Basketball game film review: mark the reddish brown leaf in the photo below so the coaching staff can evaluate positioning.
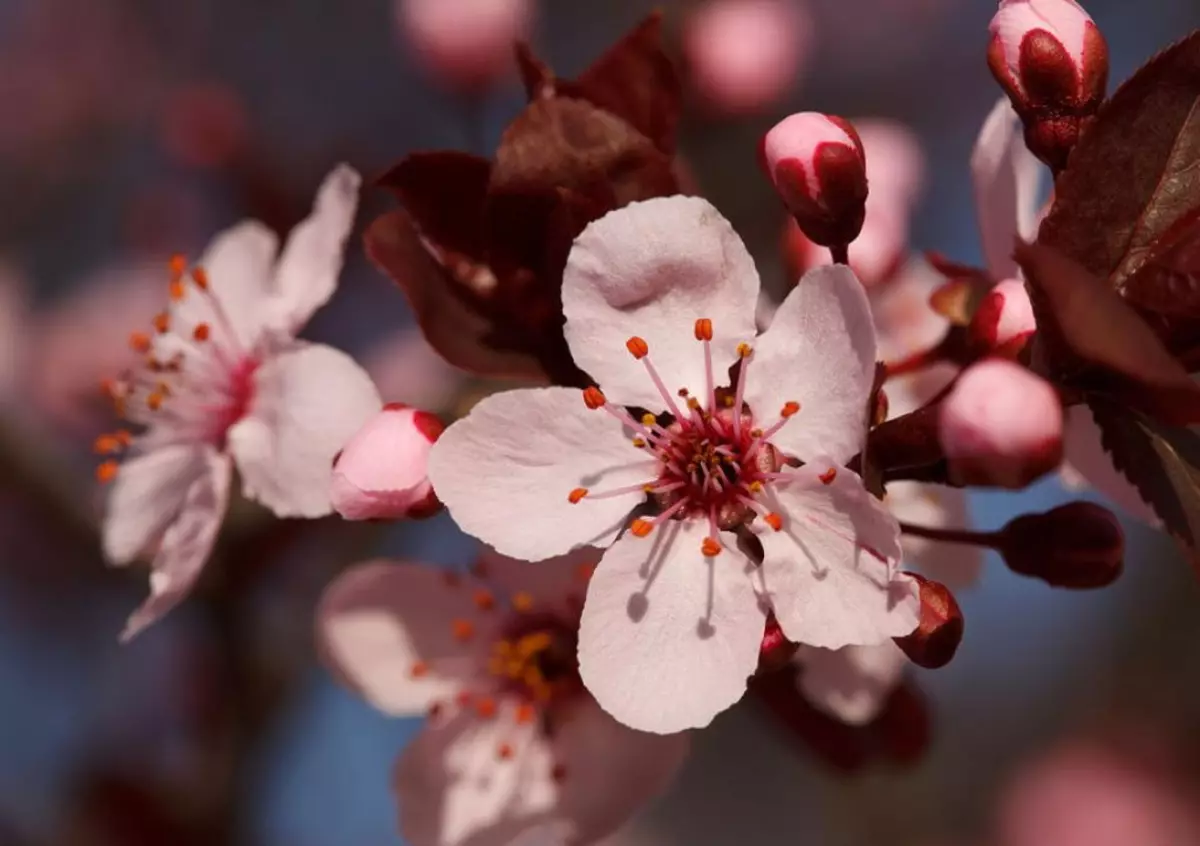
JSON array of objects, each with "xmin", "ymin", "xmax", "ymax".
[
  {"xmin": 1038, "ymin": 31, "xmax": 1200, "ymax": 287},
  {"xmin": 513, "ymin": 41, "xmax": 554, "ymax": 100},
  {"xmin": 377, "ymin": 151, "xmax": 492, "ymax": 260},
  {"xmin": 1121, "ymin": 208, "xmax": 1200, "ymax": 318},
  {"xmin": 1015, "ymin": 241, "xmax": 1200, "ymax": 424}
]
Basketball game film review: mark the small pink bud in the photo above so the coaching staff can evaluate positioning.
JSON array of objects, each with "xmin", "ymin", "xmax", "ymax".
[
  {"xmin": 684, "ymin": 0, "xmax": 813, "ymax": 115},
  {"xmin": 970, "ymin": 278, "xmax": 1037, "ymax": 356},
  {"xmin": 330, "ymin": 403, "xmax": 444, "ymax": 521},
  {"xmin": 987, "ymin": 0, "xmax": 1109, "ymax": 170},
  {"xmin": 939, "ymin": 358, "xmax": 1063, "ymax": 488},
  {"xmin": 893, "ymin": 574, "xmax": 963, "ymax": 670},
  {"xmin": 396, "ymin": 0, "xmax": 534, "ymax": 91},
  {"xmin": 1000, "ymin": 501, "xmax": 1124, "ymax": 588},
  {"xmin": 761, "ymin": 112, "xmax": 868, "ymax": 249}
]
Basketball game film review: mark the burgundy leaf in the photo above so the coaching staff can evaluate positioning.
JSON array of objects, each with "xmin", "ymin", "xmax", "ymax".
[
  {"xmin": 513, "ymin": 41, "xmax": 554, "ymax": 100},
  {"xmin": 377, "ymin": 151, "xmax": 492, "ymax": 260},
  {"xmin": 1121, "ymin": 208, "xmax": 1200, "ymax": 318}
]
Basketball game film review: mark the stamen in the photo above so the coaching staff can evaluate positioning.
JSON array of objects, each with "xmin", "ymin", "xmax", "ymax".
[
  {"xmin": 696, "ymin": 318, "xmax": 718, "ymax": 415},
  {"xmin": 191, "ymin": 267, "xmax": 209, "ymax": 290},
  {"xmin": 733, "ymin": 343, "xmax": 753, "ymax": 440},
  {"xmin": 630, "ymin": 519, "xmax": 654, "ymax": 538},
  {"xmin": 512, "ymin": 592, "xmax": 534, "ymax": 612},
  {"xmin": 583, "ymin": 386, "xmax": 607, "ymax": 410},
  {"xmin": 694, "ymin": 319, "xmax": 713, "ymax": 342},
  {"xmin": 515, "ymin": 703, "xmax": 536, "ymax": 724},
  {"xmin": 472, "ymin": 589, "xmax": 495, "ymax": 611},
  {"xmin": 625, "ymin": 336, "xmax": 649, "ymax": 359},
  {"xmin": 819, "ymin": 467, "xmax": 838, "ymax": 485},
  {"xmin": 474, "ymin": 697, "xmax": 497, "ymax": 719},
  {"xmin": 497, "ymin": 743, "xmax": 514, "ymax": 760},
  {"xmin": 96, "ymin": 461, "xmax": 119, "ymax": 483},
  {"xmin": 639, "ymin": 355, "xmax": 686, "ymax": 422},
  {"xmin": 410, "ymin": 661, "xmax": 429, "ymax": 678},
  {"xmin": 451, "ymin": 619, "xmax": 475, "ymax": 641},
  {"xmin": 701, "ymin": 536, "xmax": 722, "ymax": 557},
  {"xmin": 129, "ymin": 332, "xmax": 152, "ymax": 354},
  {"xmin": 92, "ymin": 433, "xmax": 125, "ymax": 455},
  {"xmin": 764, "ymin": 513, "xmax": 784, "ymax": 531},
  {"xmin": 192, "ymin": 323, "xmax": 211, "ymax": 342},
  {"xmin": 152, "ymin": 312, "xmax": 170, "ymax": 334},
  {"xmin": 568, "ymin": 487, "xmax": 588, "ymax": 504},
  {"xmin": 781, "ymin": 401, "xmax": 800, "ymax": 418}
]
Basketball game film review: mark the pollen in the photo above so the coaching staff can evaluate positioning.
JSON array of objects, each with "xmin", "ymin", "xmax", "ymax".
[
  {"xmin": 701, "ymin": 536, "xmax": 722, "ymax": 557},
  {"xmin": 764, "ymin": 512, "xmax": 783, "ymax": 531},
  {"xmin": 781, "ymin": 401, "xmax": 801, "ymax": 418},
  {"xmin": 819, "ymin": 467, "xmax": 838, "ymax": 485},
  {"xmin": 451, "ymin": 618, "xmax": 475, "ymax": 642},
  {"xmin": 641, "ymin": 412, "xmax": 657, "ymax": 426},
  {"xmin": 96, "ymin": 460, "xmax": 119, "ymax": 484},
  {"xmin": 472, "ymin": 589, "xmax": 495, "ymax": 611},
  {"xmin": 191, "ymin": 267, "xmax": 210, "ymax": 290},
  {"xmin": 626, "ymin": 336, "xmax": 649, "ymax": 359},
  {"xmin": 515, "ymin": 702, "xmax": 536, "ymax": 724},
  {"xmin": 146, "ymin": 391, "xmax": 165, "ymax": 411},
  {"xmin": 737, "ymin": 342, "xmax": 753, "ymax": 358},
  {"xmin": 152, "ymin": 312, "xmax": 170, "ymax": 334},
  {"xmin": 497, "ymin": 743, "xmax": 514, "ymax": 760},
  {"xmin": 129, "ymin": 332, "xmax": 152, "ymax": 354},
  {"xmin": 474, "ymin": 696, "xmax": 497, "ymax": 719},
  {"xmin": 632, "ymin": 437, "xmax": 646, "ymax": 448},
  {"xmin": 567, "ymin": 487, "xmax": 588, "ymax": 504},
  {"xmin": 192, "ymin": 323, "xmax": 211, "ymax": 342},
  {"xmin": 694, "ymin": 318, "xmax": 713, "ymax": 341},
  {"xmin": 169, "ymin": 277, "xmax": 186, "ymax": 301},
  {"xmin": 410, "ymin": 661, "xmax": 429, "ymax": 678},
  {"xmin": 169, "ymin": 253, "xmax": 187, "ymax": 278},
  {"xmin": 630, "ymin": 518, "xmax": 654, "ymax": 538},
  {"xmin": 582, "ymin": 386, "xmax": 607, "ymax": 410},
  {"xmin": 511, "ymin": 592, "xmax": 534, "ymax": 612},
  {"xmin": 92, "ymin": 433, "xmax": 125, "ymax": 455}
]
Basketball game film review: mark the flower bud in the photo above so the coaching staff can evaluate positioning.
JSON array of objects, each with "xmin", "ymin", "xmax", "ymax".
[
  {"xmin": 396, "ymin": 0, "xmax": 534, "ymax": 91},
  {"xmin": 761, "ymin": 112, "xmax": 867, "ymax": 249},
  {"xmin": 999, "ymin": 501, "xmax": 1124, "ymax": 588},
  {"xmin": 759, "ymin": 613, "xmax": 799, "ymax": 672},
  {"xmin": 969, "ymin": 278, "xmax": 1036, "ymax": 357},
  {"xmin": 330, "ymin": 403, "xmax": 444, "ymax": 521},
  {"xmin": 893, "ymin": 573, "xmax": 963, "ymax": 670},
  {"xmin": 987, "ymin": 0, "xmax": 1109, "ymax": 170},
  {"xmin": 939, "ymin": 358, "xmax": 1063, "ymax": 488}
]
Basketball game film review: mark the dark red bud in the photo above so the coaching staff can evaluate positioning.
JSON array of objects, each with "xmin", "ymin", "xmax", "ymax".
[
  {"xmin": 758, "ymin": 613, "xmax": 798, "ymax": 672},
  {"xmin": 894, "ymin": 573, "xmax": 963, "ymax": 669},
  {"xmin": 999, "ymin": 501, "xmax": 1124, "ymax": 588}
]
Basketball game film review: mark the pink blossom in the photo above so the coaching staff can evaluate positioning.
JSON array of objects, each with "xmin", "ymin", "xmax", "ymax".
[
  {"xmin": 397, "ymin": 0, "xmax": 535, "ymax": 91},
  {"xmin": 683, "ymin": 0, "xmax": 812, "ymax": 115},
  {"xmin": 989, "ymin": 0, "xmax": 1101, "ymax": 101},
  {"xmin": 429, "ymin": 196, "xmax": 919, "ymax": 733},
  {"xmin": 100, "ymin": 166, "xmax": 382, "ymax": 640},
  {"xmin": 871, "ymin": 258, "xmax": 957, "ymax": 410},
  {"xmin": 316, "ymin": 550, "xmax": 689, "ymax": 846},
  {"xmin": 939, "ymin": 358, "xmax": 1063, "ymax": 489},
  {"xmin": 795, "ymin": 641, "xmax": 908, "ymax": 726},
  {"xmin": 331, "ymin": 404, "xmax": 443, "ymax": 521},
  {"xmin": 970, "ymin": 277, "xmax": 1036, "ymax": 356},
  {"xmin": 362, "ymin": 327, "xmax": 467, "ymax": 413}
]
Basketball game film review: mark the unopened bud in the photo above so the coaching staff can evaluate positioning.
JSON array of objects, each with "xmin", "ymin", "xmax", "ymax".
[
  {"xmin": 987, "ymin": 0, "xmax": 1109, "ymax": 170},
  {"xmin": 761, "ymin": 112, "xmax": 867, "ymax": 249},
  {"xmin": 330, "ymin": 403, "xmax": 444, "ymax": 520},
  {"xmin": 969, "ymin": 278, "xmax": 1036, "ymax": 357},
  {"xmin": 939, "ymin": 359, "xmax": 1063, "ymax": 488},
  {"xmin": 893, "ymin": 573, "xmax": 963, "ymax": 670},
  {"xmin": 759, "ymin": 613, "xmax": 798, "ymax": 672},
  {"xmin": 1000, "ymin": 501, "xmax": 1124, "ymax": 588}
]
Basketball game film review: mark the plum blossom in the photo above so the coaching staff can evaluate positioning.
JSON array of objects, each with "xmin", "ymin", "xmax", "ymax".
[
  {"xmin": 794, "ymin": 641, "xmax": 908, "ymax": 726},
  {"xmin": 100, "ymin": 165, "xmax": 382, "ymax": 640},
  {"xmin": 317, "ymin": 550, "xmax": 688, "ymax": 846},
  {"xmin": 429, "ymin": 196, "xmax": 920, "ymax": 733}
]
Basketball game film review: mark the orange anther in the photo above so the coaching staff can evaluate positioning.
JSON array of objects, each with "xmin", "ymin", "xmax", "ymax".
[
  {"xmin": 497, "ymin": 742, "xmax": 514, "ymax": 760},
  {"xmin": 96, "ymin": 461, "xmax": 119, "ymax": 484},
  {"xmin": 781, "ymin": 401, "xmax": 801, "ymax": 418},
  {"xmin": 147, "ymin": 392, "xmax": 165, "ymax": 411},
  {"xmin": 701, "ymin": 536, "xmax": 722, "ymax": 556},
  {"xmin": 92, "ymin": 434, "xmax": 124, "ymax": 455},
  {"xmin": 192, "ymin": 323, "xmax": 211, "ymax": 342},
  {"xmin": 582, "ymin": 386, "xmax": 606, "ymax": 410},
  {"xmin": 630, "ymin": 518, "xmax": 654, "ymax": 538},
  {"xmin": 115, "ymin": 430, "xmax": 132, "ymax": 447},
  {"xmin": 568, "ymin": 487, "xmax": 588, "ymax": 504},
  {"xmin": 632, "ymin": 437, "xmax": 646, "ymax": 448},
  {"xmin": 191, "ymin": 267, "xmax": 209, "ymax": 290},
  {"xmin": 511, "ymin": 592, "xmax": 534, "ymax": 612},
  {"xmin": 473, "ymin": 589, "xmax": 495, "ymax": 611},
  {"xmin": 515, "ymin": 702, "xmax": 537, "ymax": 724},
  {"xmin": 168, "ymin": 254, "xmax": 187, "ymax": 279},
  {"xmin": 626, "ymin": 336, "xmax": 649, "ymax": 359},
  {"xmin": 455, "ymin": 690, "xmax": 473, "ymax": 708},
  {"xmin": 819, "ymin": 467, "xmax": 838, "ymax": 485},
  {"xmin": 410, "ymin": 661, "xmax": 429, "ymax": 678},
  {"xmin": 452, "ymin": 619, "xmax": 475, "ymax": 642},
  {"xmin": 152, "ymin": 312, "xmax": 170, "ymax": 334},
  {"xmin": 764, "ymin": 513, "xmax": 783, "ymax": 531},
  {"xmin": 736, "ymin": 342, "xmax": 753, "ymax": 358},
  {"xmin": 129, "ymin": 332, "xmax": 152, "ymax": 354},
  {"xmin": 169, "ymin": 278, "xmax": 186, "ymax": 301},
  {"xmin": 694, "ymin": 318, "xmax": 713, "ymax": 341},
  {"xmin": 641, "ymin": 412, "xmax": 657, "ymax": 426},
  {"xmin": 475, "ymin": 697, "xmax": 497, "ymax": 718}
]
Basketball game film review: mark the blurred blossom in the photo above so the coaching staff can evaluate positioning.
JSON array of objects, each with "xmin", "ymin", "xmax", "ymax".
[
  {"xmin": 362, "ymin": 328, "xmax": 467, "ymax": 413},
  {"xmin": 0, "ymin": 262, "xmax": 29, "ymax": 405},
  {"xmin": 396, "ymin": 0, "xmax": 535, "ymax": 91},
  {"xmin": 795, "ymin": 642, "xmax": 908, "ymax": 726},
  {"xmin": 158, "ymin": 83, "xmax": 250, "ymax": 170},
  {"xmin": 683, "ymin": 0, "xmax": 813, "ymax": 115}
]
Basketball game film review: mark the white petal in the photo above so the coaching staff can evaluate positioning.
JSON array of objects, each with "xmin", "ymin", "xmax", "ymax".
[
  {"xmin": 121, "ymin": 450, "xmax": 231, "ymax": 641},
  {"xmin": 227, "ymin": 342, "xmax": 382, "ymax": 518},
  {"xmin": 102, "ymin": 444, "xmax": 210, "ymax": 564},
  {"xmin": 887, "ymin": 481, "xmax": 982, "ymax": 589},
  {"xmin": 316, "ymin": 561, "xmax": 491, "ymax": 717},
  {"xmin": 552, "ymin": 697, "xmax": 690, "ymax": 842},
  {"xmin": 755, "ymin": 463, "xmax": 919, "ymax": 649},
  {"xmin": 267, "ymin": 164, "xmax": 360, "ymax": 335},
  {"xmin": 971, "ymin": 98, "xmax": 1043, "ymax": 281},
  {"xmin": 578, "ymin": 520, "xmax": 765, "ymax": 734},
  {"xmin": 179, "ymin": 221, "xmax": 278, "ymax": 350},
  {"xmin": 428, "ymin": 387, "xmax": 649, "ymax": 562},
  {"xmin": 1062, "ymin": 405, "xmax": 1160, "ymax": 525},
  {"xmin": 396, "ymin": 709, "xmax": 555, "ymax": 846},
  {"xmin": 746, "ymin": 265, "xmax": 876, "ymax": 463},
  {"xmin": 797, "ymin": 642, "xmax": 907, "ymax": 726},
  {"xmin": 562, "ymin": 196, "xmax": 760, "ymax": 408}
]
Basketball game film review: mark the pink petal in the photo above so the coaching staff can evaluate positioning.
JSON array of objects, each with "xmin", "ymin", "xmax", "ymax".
[
  {"xmin": 474, "ymin": 546, "xmax": 599, "ymax": 617},
  {"xmin": 1061, "ymin": 405, "xmax": 1159, "ymax": 525},
  {"xmin": 330, "ymin": 404, "xmax": 442, "ymax": 521},
  {"xmin": 745, "ymin": 265, "xmax": 876, "ymax": 463},
  {"xmin": 176, "ymin": 221, "xmax": 278, "ymax": 351},
  {"xmin": 562, "ymin": 197, "xmax": 760, "ymax": 410},
  {"xmin": 267, "ymin": 164, "xmax": 361, "ymax": 336},
  {"xmin": 857, "ymin": 120, "xmax": 926, "ymax": 206},
  {"xmin": 578, "ymin": 520, "xmax": 765, "ymax": 733},
  {"xmin": 362, "ymin": 327, "xmax": 466, "ymax": 412},
  {"xmin": 316, "ymin": 561, "xmax": 491, "ymax": 717},
  {"xmin": 121, "ymin": 449, "xmax": 231, "ymax": 641},
  {"xmin": 753, "ymin": 462, "xmax": 919, "ymax": 649},
  {"xmin": 228, "ymin": 342, "xmax": 382, "ymax": 517},
  {"xmin": 102, "ymin": 444, "xmax": 211, "ymax": 564},
  {"xmin": 971, "ymin": 98, "xmax": 1044, "ymax": 281},
  {"xmin": 887, "ymin": 481, "xmax": 983, "ymax": 589},
  {"xmin": 427, "ymin": 387, "xmax": 650, "ymax": 562},
  {"xmin": 796, "ymin": 641, "xmax": 908, "ymax": 725}
]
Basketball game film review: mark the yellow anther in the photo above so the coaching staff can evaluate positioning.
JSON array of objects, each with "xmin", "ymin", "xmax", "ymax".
[
  {"xmin": 641, "ymin": 412, "xmax": 657, "ymax": 426},
  {"xmin": 737, "ymin": 343, "xmax": 753, "ymax": 358}
]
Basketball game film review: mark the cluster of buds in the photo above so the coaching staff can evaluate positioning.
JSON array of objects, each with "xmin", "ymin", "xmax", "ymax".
[{"xmin": 987, "ymin": 0, "xmax": 1109, "ymax": 170}]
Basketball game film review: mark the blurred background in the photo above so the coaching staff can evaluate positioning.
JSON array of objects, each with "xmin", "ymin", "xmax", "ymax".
[{"xmin": 2, "ymin": 0, "xmax": 1200, "ymax": 844}]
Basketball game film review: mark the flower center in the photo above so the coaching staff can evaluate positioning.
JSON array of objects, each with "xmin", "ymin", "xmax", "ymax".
[
  {"xmin": 487, "ymin": 613, "xmax": 581, "ymax": 705},
  {"xmin": 571, "ymin": 318, "xmax": 814, "ymax": 555},
  {"xmin": 94, "ymin": 256, "xmax": 258, "ymax": 483}
]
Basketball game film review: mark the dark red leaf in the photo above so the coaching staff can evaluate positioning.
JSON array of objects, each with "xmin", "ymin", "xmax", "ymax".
[
  {"xmin": 1038, "ymin": 31, "xmax": 1200, "ymax": 287},
  {"xmin": 513, "ymin": 41, "xmax": 555, "ymax": 100},
  {"xmin": 1121, "ymin": 208, "xmax": 1200, "ymax": 319},
  {"xmin": 377, "ymin": 151, "xmax": 492, "ymax": 260}
]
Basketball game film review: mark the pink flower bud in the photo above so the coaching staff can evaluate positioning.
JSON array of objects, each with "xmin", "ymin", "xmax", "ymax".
[
  {"xmin": 396, "ymin": 0, "xmax": 534, "ymax": 91},
  {"xmin": 684, "ymin": 0, "xmax": 813, "ymax": 115},
  {"xmin": 330, "ymin": 403, "xmax": 444, "ymax": 520},
  {"xmin": 970, "ymin": 278, "xmax": 1036, "ymax": 356},
  {"xmin": 761, "ymin": 112, "xmax": 867, "ymax": 248},
  {"xmin": 987, "ymin": 0, "xmax": 1108, "ymax": 170},
  {"xmin": 939, "ymin": 358, "xmax": 1063, "ymax": 488},
  {"xmin": 999, "ymin": 501, "xmax": 1124, "ymax": 588},
  {"xmin": 893, "ymin": 574, "xmax": 963, "ymax": 670}
]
